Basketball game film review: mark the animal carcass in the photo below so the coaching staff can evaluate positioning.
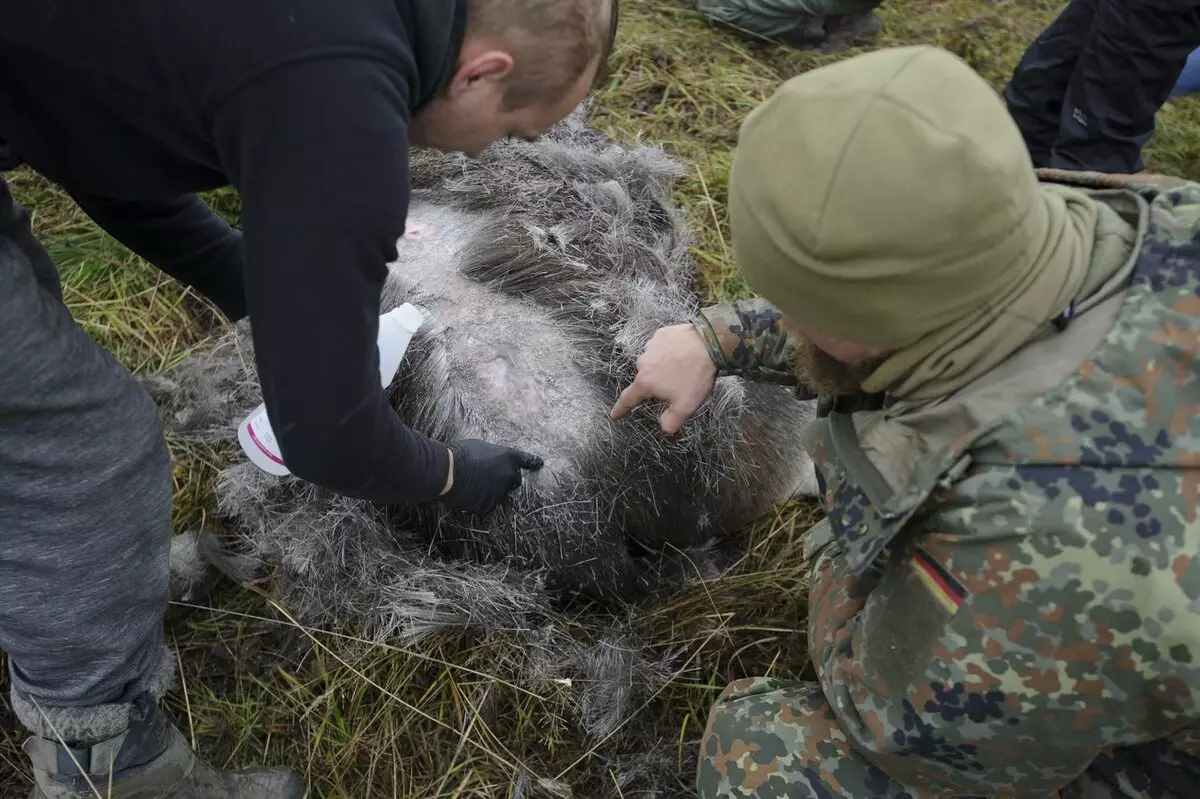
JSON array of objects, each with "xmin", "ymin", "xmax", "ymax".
[{"xmin": 152, "ymin": 106, "xmax": 817, "ymax": 638}]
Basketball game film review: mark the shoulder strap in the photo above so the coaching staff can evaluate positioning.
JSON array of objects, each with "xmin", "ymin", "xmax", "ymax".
[
  {"xmin": 828, "ymin": 410, "xmax": 895, "ymax": 508},
  {"xmin": 818, "ymin": 394, "xmax": 976, "ymax": 576}
]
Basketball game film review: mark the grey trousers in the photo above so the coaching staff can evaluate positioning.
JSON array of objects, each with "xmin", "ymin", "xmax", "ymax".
[{"xmin": 0, "ymin": 175, "xmax": 175, "ymax": 743}]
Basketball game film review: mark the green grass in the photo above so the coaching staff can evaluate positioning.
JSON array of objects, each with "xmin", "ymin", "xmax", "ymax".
[{"xmin": 4, "ymin": 1, "xmax": 1200, "ymax": 796}]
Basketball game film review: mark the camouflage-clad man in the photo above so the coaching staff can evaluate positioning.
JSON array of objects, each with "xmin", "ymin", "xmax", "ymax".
[{"xmin": 612, "ymin": 45, "xmax": 1200, "ymax": 797}]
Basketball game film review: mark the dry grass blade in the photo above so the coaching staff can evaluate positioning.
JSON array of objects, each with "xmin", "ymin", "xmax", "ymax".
[{"xmin": 251, "ymin": 589, "xmax": 533, "ymax": 780}]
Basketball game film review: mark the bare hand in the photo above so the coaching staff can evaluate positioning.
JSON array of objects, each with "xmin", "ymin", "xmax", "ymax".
[{"xmin": 610, "ymin": 324, "xmax": 717, "ymax": 435}]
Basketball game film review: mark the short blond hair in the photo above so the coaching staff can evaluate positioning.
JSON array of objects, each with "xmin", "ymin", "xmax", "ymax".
[{"xmin": 466, "ymin": 0, "xmax": 619, "ymax": 109}]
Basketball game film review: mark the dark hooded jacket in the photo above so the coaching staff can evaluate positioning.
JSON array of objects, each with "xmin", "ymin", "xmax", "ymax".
[{"xmin": 0, "ymin": 0, "xmax": 468, "ymax": 503}]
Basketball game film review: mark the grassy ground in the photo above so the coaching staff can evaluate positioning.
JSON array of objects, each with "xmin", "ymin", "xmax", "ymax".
[{"xmin": 3, "ymin": 1, "xmax": 1200, "ymax": 796}]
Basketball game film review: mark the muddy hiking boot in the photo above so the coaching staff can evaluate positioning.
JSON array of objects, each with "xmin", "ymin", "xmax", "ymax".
[{"xmin": 23, "ymin": 699, "xmax": 306, "ymax": 799}]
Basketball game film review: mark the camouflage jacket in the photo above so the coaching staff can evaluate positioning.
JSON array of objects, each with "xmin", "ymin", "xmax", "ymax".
[{"xmin": 693, "ymin": 170, "xmax": 1200, "ymax": 795}]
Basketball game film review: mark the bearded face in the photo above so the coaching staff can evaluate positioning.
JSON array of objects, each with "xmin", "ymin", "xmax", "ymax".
[{"xmin": 789, "ymin": 335, "xmax": 887, "ymax": 398}]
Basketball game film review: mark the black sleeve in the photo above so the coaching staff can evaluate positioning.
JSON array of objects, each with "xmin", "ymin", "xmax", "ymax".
[
  {"xmin": 209, "ymin": 56, "xmax": 451, "ymax": 504},
  {"xmin": 66, "ymin": 191, "xmax": 248, "ymax": 320}
]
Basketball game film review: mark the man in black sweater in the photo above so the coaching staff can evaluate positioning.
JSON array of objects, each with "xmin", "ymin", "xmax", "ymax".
[{"xmin": 0, "ymin": 1, "xmax": 617, "ymax": 796}]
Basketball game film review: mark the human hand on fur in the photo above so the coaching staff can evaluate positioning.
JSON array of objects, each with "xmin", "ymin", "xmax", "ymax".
[
  {"xmin": 611, "ymin": 323, "xmax": 717, "ymax": 435},
  {"xmin": 440, "ymin": 439, "xmax": 544, "ymax": 514}
]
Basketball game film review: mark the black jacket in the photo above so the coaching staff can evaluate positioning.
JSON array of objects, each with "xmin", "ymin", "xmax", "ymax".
[{"xmin": 0, "ymin": 0, "xmax": 467, "ymax": 503}]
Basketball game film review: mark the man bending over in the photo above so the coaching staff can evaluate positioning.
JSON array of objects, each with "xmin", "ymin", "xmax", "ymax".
[{"xmin": 0, "ymin": 0, "xmax": 616, "ymax": 796}]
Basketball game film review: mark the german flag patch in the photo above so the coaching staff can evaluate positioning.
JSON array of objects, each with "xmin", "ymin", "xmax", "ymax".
[{"xmin": 911, "ymin": 546, "xmax": 967, "ymax": 614}]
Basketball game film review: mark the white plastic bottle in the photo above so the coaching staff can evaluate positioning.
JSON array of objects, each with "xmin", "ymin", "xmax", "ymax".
[{"xmin": 237, "ymin": 303, "xmax": 430, "ymax": 476}]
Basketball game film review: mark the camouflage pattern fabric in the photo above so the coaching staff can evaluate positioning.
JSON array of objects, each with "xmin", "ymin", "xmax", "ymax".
[
  {"xmin": 695, "ymin": 172, "xmax": 1200, "ymax": 797},
  {"xmin": 694, "ymin": 297, "xmax": 808, "ymax": 387}
]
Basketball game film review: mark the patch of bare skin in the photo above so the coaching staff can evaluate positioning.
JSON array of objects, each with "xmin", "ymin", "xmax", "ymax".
[{"xmin": 388, "ymin": 202, "xmax": 601, "ymax": 482}]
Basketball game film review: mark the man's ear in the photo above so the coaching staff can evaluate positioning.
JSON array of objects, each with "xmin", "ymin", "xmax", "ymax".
[{"xmin": 446, "ymin": 50, "xmax": 515, "ymax": 99}]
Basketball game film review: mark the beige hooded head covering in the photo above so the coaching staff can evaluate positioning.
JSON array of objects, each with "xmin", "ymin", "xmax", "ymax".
[{"xmin": 728, "ymin": 45, "xmax": 1101, "ymax": 400}]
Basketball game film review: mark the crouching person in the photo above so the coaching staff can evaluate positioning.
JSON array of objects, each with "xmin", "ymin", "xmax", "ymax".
[{"xmin": 614, "ymin": 45, "xmax": 1200, "ymax": 797}]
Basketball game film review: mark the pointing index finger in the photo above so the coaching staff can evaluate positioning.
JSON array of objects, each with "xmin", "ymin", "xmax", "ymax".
[{"xmin": 610, "ymin": 380, "xmax": 651, "ymax": 420}]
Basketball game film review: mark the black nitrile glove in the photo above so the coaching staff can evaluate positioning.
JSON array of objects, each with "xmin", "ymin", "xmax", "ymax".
[{"xmin": 441, "ymin": 439, "xmax": 544, "ymax": 514}]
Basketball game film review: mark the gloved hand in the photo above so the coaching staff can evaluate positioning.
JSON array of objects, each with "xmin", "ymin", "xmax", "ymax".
[{"xmin": 440, "ymin": 439, "xmax": 544, "ymax": 514}]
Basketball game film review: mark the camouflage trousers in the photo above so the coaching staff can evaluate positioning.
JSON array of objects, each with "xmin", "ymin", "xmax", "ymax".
[
  {"xmin": 694, "ymin": 0, "xmax": 884, "ymax": 41},
  {"xmin": 696, "ymin": 545, "xmax": 1200, "ymax": 798}
]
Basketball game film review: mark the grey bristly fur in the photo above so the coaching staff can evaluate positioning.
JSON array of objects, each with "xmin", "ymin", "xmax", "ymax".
[
  {"xmin": 152, "ymin": 103, "xmax": 816, "ymax": 796},
  {"xmin": 166, "ymin": 527, "xmax": 211, "ymax": 604}
]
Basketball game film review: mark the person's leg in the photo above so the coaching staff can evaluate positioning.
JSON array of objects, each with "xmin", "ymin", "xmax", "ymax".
[
  {"xmin": 697, "ymin": 537, "xmax": 1198, "ymax": 799},
  {"xmin": 697, "ymin": 676, "xmax": 943, "ymax": 798},
  {"xmin": 0, "ymin": 176, "xmax": 304, "ymax": 798},
  {"xmin": 1168, "ymin": 48, "xmax": 1200, "ymax": 99},
  {"xmin": 820, "ymin": 7, "xmax": 885, "ymax": 54},
  {"xmin": 695, "ymin": 533, "xmax": 936, "ymax": 799},
  {"xmin": 699, "ymin": 675, "xmax": 1198, "ymax": 799},
  {"xmin": 0, "ymin": 175, "xmax": 176, "ymax": 742},
  {"xmin": 695, "ymin": 0, "xmax": 881, "ymax": 48},
  {"xmin": 1003, "ymin": 0, "xmax": 1101, "ymax": 168},
  {"xmin": 0, "ymin": 175, "xmax": 63, "ymax": 299},
  {"xmin": 1051, "ymin": 0, "xmax": 1200, "ymax": 172}
]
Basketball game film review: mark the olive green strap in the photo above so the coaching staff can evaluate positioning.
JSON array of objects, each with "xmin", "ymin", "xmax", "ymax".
[{"xmin": 827, "ymin": 410, "xmax": 896, "ymax": 510}]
